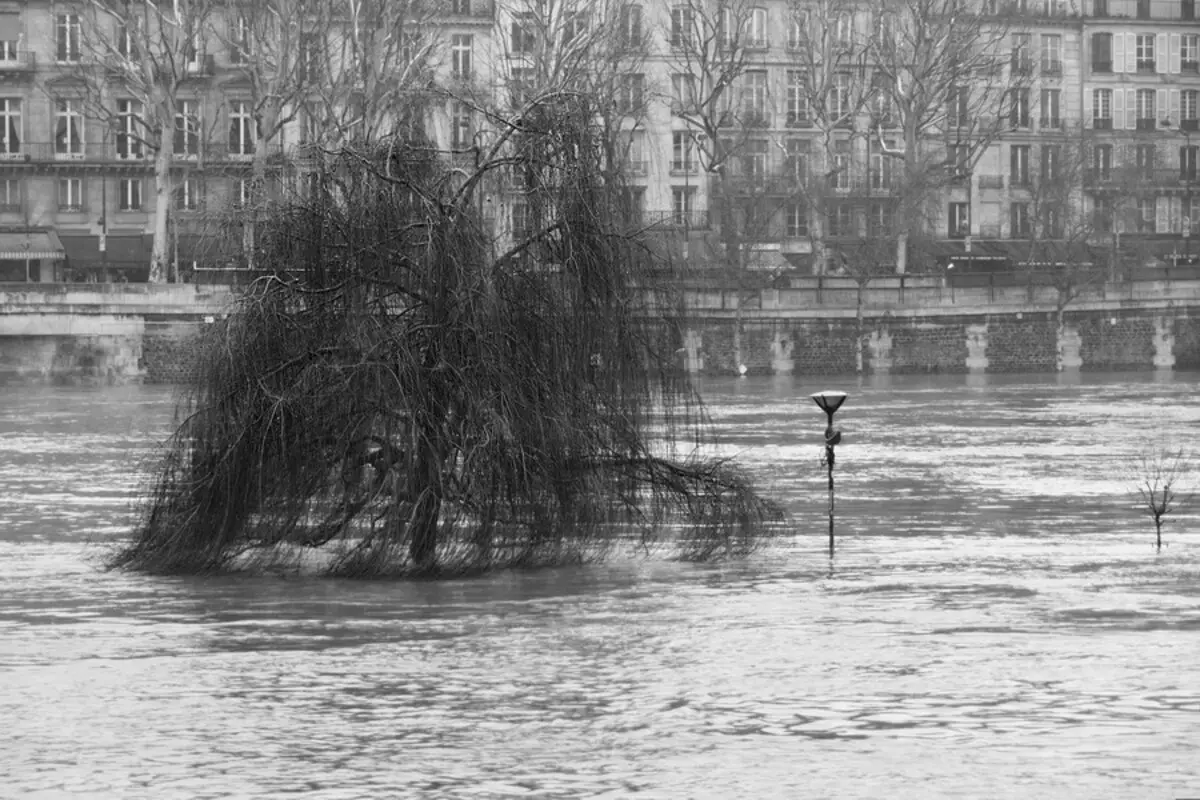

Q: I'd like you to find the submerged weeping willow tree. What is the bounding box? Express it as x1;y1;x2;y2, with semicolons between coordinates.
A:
113;100;783;576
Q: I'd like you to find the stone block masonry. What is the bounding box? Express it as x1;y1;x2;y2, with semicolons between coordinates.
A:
141;320;207;385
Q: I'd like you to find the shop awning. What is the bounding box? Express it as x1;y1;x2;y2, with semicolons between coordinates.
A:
0;230;65;260
61;234;154;265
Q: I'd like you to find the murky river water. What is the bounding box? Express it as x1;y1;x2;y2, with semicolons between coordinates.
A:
2;375;1199;799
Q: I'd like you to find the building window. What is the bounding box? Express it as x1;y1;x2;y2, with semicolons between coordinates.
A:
1040;144;1061;182
0;178;20;212
670;6;694;48
1040;34;1062;74
54;99;84;158
618;4;643;48
451;34;472;79
671;73;695;115
1011;33;1032;73
1185;0;1197;20
510;13;535;53
1184;35;1200;72
829;73;851;122
56;14;80;62
671;186;695;226
1041;205;1063;238
1040;89;1060;128
116;100;143;159
450;102;471;149
1137;197;1155;233
0;98;20;156
786;71;809;126
868;202;893;237
228;100;254;157
1010;203;1031;238
1137;0;1151;18
117;21;140;60
1092;144;1112;181
1091;32;1112;73
1135;34;1155;72
948;202;969;238
828;203;853;237
1093;196;1113;233
58;177;84;212
1182;146;1199;181
671;131;695;173
741;138;768;178
176;177;200;211
1011;144;1030;186
746;7;768;48
233;178;252;209
870;140;894;188
299;34;321;83
1136;143;1156;179
1182;90;1199;128
1135;89;1155;129
831;140;850;189
119;178;142;211
229;15;250;63
1092;88;1112;129
947;86;968;128
740;70;768;125
787;13;805;50
784;138;808;181
617;74;645;115
175;100;200;157
786;202;808;237
1009;88;1030;128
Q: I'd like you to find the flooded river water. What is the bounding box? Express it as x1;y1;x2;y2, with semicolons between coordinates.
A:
2;375;1199;799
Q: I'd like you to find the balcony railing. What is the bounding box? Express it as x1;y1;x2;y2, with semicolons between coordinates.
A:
1084;168;1199;188
644;210;711;230
0;140;319;166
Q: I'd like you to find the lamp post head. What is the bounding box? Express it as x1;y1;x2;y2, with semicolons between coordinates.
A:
811;390;847;416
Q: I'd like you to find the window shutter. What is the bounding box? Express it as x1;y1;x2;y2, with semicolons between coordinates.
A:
1113;88;1124;128
1113;32;1125;73
1084;87;1093;121
1171;197;1183;233
1157;196;1169;234
1126;88;1136;129
1158;88;1168;123
1170;89;1181;124
1157;33;1168;73
1125;33;1137;74
1170;34;1182;74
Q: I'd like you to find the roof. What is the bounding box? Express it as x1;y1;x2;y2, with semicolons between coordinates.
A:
0;230;65;260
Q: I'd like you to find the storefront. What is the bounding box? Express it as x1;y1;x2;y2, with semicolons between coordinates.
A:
0;230;66;282
60;234;154;282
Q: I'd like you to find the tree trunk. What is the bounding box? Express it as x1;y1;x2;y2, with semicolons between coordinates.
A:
149;129;172;284
407;432;443;569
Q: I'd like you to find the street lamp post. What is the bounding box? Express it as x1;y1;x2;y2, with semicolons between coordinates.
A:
811;390;847;557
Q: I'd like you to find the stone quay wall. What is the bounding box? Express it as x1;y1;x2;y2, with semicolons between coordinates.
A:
5;280;1200;383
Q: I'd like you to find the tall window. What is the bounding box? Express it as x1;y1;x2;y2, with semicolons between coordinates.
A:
786;203;808;237
509;13;535;52
1136;197;1156;232
451;34;472;79
1011;33;1032;73
671;186;695;226
869;202;894;237
229;100;254;157
1092;88;1112;128
1182;145;1199;180
741;70;768;124
786;70;809;125
116;100;143;159
1040;89;1060;127
175;100;200;157
742;138;768;178
229;15;250;63
746;7;768;47
119;178;141;211
54;99;84;158
299;34;321;83
1135;143;1155;178
176;177;200;211
671;73;695;114
787;13;805;50
870;140;893;189
233;178;252;209
947;86;968;128
828;203;853;237
1011;144;1030;186
0;98;20;156
784;138;808;180
58;177;84;211
831;140;850;189
450;102;471;149
948;202;969;237
1091;32;1112;73
1041;144;1061;181
1092;144;1112;181
0;12;17;62
1184;35;1200;71
829;73;851;121
1182;90;1199;127
1010;203;1031;237
0;178;20;211
671;131;695;172
1040;34;1062;74
1135;89;1155;128
670;6;694;47
1009;88;1030;128
617;74;644;114
56;14;80;62
618;4;643;47
117;21;140;60
1135;34;1155;72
